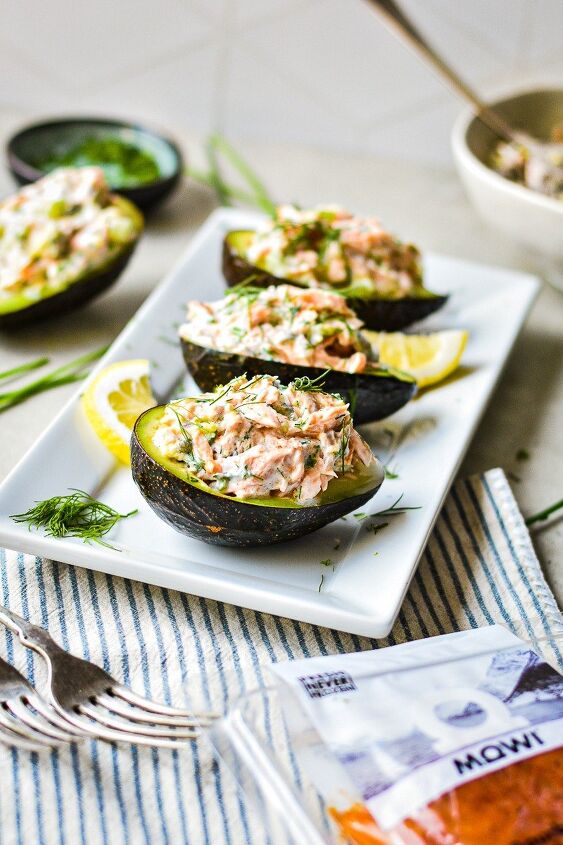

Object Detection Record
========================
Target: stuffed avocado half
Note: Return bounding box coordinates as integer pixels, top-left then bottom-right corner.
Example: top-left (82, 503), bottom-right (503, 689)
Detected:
top-left (131, 374), bottom-right (384, 547)
top-left (222, 205), bottom-right (447, 330)
top-left (0, 167), bottom-right (143, 328)
top-left (179, 282), bottom-right (416, 425)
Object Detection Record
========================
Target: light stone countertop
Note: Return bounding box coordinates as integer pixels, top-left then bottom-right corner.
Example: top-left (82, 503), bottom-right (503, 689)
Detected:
top-left (0, 134), bottom-right (561, 606)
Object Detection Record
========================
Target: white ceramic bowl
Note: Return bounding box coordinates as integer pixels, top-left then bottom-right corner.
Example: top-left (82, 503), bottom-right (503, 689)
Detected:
top-left (452, 88), bottom-right (563, 287)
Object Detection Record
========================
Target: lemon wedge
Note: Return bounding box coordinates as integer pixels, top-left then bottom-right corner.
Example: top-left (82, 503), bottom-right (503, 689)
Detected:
top-left (82, 359), bottom-right (155, 464)
top-left (369, 329), bottom-right (469, 388)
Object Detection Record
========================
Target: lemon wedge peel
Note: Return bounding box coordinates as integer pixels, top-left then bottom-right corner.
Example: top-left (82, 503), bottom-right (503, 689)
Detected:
top-left (373, 330), bottom-right (469, 388)
top-left (82, 359), bottom-right (155, 465)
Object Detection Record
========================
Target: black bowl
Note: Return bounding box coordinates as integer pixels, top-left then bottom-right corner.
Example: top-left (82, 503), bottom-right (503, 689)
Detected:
top-left (6, 116), bottom-right (184, 212)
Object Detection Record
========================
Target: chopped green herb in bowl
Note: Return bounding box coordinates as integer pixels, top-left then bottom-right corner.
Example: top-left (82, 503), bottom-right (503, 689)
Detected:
top-left (36, 137), bottom-right (161, 188)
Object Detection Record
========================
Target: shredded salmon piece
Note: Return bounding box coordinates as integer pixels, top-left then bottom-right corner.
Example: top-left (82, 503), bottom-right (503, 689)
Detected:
top-left (180, 283), bottom-right (373, 375)
top-left (242, 204), bottom-right (423, 297)
top-left (152, 374), bottom-right (374, 504)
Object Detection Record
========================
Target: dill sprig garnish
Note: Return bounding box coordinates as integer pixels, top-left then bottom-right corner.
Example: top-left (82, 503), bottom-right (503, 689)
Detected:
top-left (0, 346), bottom-right (107, 413)
top-left (229, 275), bottom-right (260, 294)
top-left (355, 494), bottom-right (420, 522)
top-left (290, 370), bottom-right (330, 393)
top-left (11, 490), bottom-right (137, 548)
top-left (209, 381), bottom-right (236, 405)
top-left (170, 405), bottom-right (193, 453)
top-left (337, 420), bottom-right (351, 474)
top-left (370, 493), bottom-right (421, 519)
top-left (318, 557), bottom-right (335, 592)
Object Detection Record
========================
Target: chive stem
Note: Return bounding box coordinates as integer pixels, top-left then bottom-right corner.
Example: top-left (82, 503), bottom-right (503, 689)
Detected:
top-left (525, 498), bottom-right (563, 526)
top-left (0, 345), bottom-right (107, 413)
top-left (204, 141), bottom-right (232, 207)
top-left (207, 133), bottom-right (277, 216)
top-left (0, 357), bottom-right (49, 383)
top-left (189, 168), bottom-right (258, 206)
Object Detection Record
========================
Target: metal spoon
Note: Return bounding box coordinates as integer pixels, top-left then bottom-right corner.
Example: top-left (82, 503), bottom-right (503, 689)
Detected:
top-left (364, 0), bottom-right (563, 194)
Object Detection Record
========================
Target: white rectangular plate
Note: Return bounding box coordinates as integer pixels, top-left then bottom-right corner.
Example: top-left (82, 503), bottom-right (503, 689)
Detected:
top-left (0, 209), bottom-right (538, 637)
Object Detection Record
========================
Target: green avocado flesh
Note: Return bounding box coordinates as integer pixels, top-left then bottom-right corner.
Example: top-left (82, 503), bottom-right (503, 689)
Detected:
top-left (0, 196), bottom-right (142, 322)
top-left (132, 402), bottom-right (384, 546)
top-left (136, 405), bottom-right (381, 508)
top-left (222, 230), bottom-right (448, 331)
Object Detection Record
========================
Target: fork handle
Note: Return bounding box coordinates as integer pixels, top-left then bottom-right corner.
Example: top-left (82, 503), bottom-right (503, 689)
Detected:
top-left (0, 604), bottom-right (65, 660)
top-left (363, 0), bottom-right (516, 142)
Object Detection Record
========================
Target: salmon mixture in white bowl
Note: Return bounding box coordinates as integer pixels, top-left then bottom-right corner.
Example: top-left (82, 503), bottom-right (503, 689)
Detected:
top-left (452, 88), bottom-right (563, 291)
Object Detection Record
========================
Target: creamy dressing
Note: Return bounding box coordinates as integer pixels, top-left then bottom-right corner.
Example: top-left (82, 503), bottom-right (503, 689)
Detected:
top-left (152, 375), bottom-right (374, 504)
top-left (0, 167), bottom-right (139, 299)
top-left (180, 283), bottom-right (374, 374)
top-left (244, 205), bottom-right (423, 297)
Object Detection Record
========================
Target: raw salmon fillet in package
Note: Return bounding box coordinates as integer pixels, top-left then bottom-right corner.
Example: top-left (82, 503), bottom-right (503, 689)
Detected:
top-left (271, 626), bottom-right (563, 845)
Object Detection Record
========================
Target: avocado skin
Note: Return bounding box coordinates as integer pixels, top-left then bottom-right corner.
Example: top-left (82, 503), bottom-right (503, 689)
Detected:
top-left (180, 338), bottom-right (416, 426)
top-left (222, 231), bottom-right (448, 331)
top-left (0, 244), bottom-right (137, 330)
top-left (130, 424), bottom-right (382, 548)
top-left (343, 293), bottom-right (448, 332)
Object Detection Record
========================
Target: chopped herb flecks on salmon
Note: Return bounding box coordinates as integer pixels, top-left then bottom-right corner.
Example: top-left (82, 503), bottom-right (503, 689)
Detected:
top-left (152, 375), bottom-right (374, 504)
top-left (180, 283), bottom-right (374, 374)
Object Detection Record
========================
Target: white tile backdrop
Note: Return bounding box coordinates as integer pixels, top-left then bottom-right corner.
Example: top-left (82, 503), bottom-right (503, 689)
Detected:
top-left (1, 0), bottom-right (562, 165)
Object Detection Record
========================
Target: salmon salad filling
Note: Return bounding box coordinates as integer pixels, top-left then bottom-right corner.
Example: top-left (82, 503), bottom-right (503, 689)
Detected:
top-left (179, 283), bottom-right (374, 375)
top-left (491, 140), bottom-right (563, 200)
top-left (152, 374), bottom-right (375, 504)
top-left (244, 205), bottom-right (423, 298)
top-left (0, 167), bottom-right (140, 299)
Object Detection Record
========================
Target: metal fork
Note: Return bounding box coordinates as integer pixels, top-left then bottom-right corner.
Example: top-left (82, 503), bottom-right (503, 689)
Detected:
top-left (0, 605), bottom-right (214, 748)
top-left (0, 654), bottom-right (81, 751)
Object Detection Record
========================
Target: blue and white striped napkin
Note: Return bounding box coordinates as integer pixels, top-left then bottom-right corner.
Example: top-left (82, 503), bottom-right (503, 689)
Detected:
top-left (0, 468), bottom-right (561, 845)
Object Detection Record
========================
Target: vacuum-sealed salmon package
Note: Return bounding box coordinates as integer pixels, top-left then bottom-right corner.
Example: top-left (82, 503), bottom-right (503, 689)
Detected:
top-left (270, 626), bottom-right (563, 845)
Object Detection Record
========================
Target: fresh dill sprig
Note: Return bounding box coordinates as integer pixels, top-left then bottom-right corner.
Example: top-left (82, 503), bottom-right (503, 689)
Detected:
top-left (384, 465), bottom-right (399, 480)
top-left (354, 494), bottom-right (420, 526)
top-left (356, 496), bottom-right (420, 543)
top-left (365, 521), bottom-right (389, 535)
top-left (370, 493), bottom-right (421, 519)
top-left (290, 370), bottom-right (330, 393)
top-left (209, 381), bottom-right (236, 405)
top-left (318, 558), bottom-right (335, 592)
top-left (229, 275), bottom-right (260, 294)
top-left (11, 490), bottom-right (137, 548)
top-left (170, 405), bottom-right (193, 453)
top-left (337, 420), bottom-right (351, 474)
top-left (0, 346), bottom-right (107, 413)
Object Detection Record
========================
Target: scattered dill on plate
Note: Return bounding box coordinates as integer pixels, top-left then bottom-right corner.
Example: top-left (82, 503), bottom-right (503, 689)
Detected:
top-left (11, 490), bottom-right (137, 548)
